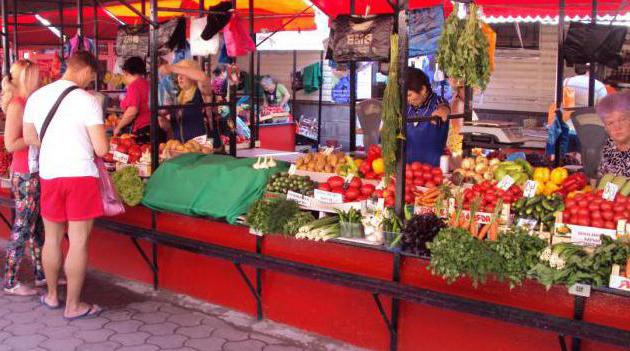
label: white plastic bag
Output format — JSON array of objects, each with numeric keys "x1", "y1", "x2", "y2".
[{"x1": 190, "y1": 17, "x2": 220, "y2": 56}]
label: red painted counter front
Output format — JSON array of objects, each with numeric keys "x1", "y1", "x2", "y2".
[{"x1": 0, "y1": 202, "x2": 628, "y2": 351}]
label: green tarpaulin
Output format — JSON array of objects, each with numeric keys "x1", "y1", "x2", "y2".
[{"x1": 142, "y1": 154, "x2": 288, "y2": 223}]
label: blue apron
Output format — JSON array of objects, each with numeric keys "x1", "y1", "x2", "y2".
[
  {"x1": 405, "y1": 94, "x2": 449, "y2": 166},
  {"x1": 172, "y1": 88, "x2": 207, "y2": 142}
]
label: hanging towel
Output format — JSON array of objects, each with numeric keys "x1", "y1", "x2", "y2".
[{"x1": 302, "y1": 62, "x2": 322, "y2": 94}]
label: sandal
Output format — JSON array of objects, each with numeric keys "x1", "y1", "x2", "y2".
[
  {"x1": 3, "y1": 283, "x2": 38, "y2": 296},
  {"x1": 64, "y1": 304, "x2": 103, "y2": 321},
  {"x1": 40, "y1": 295, "x2": 62, "y2": 310},
  {"x1": 35, "y1": 278, "x2": 67, "y2": 288}
]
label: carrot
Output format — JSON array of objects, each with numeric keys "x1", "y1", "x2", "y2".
[
  {"x1": 459, "y1": 215, "x2": 468, "y2": 229},
  {"x1": 488, "y1": 221, "x2": 499, "y2": 241},
  {"x1": 477, "y1": 223, "x2": 491, "y2": 240},
  {"x1": 626, "y1": 257, "x2": 630, "y2": 278},
  {"x1": 470, "y1": 222, "x2": 480, "y2": 238}
]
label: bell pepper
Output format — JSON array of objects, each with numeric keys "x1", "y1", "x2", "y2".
[
  {"x1": 550, "y1": 167, "x2": 569, "y2": 185},
  {"x1": 544, "y1": 181, "x2": 561, "y2": 196},
  {"x1": 535, "y1": 180, "x2": 545, "y2": 195},
  {"x1": 533, "y1": 167, "x2": 550, "y2": 183}
]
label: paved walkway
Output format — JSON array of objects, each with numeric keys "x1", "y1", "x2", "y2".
[{"x1": 0, "y1": 240, "x2": 366, "y2": 351}]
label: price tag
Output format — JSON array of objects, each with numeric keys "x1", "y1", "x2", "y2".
[
  {"x1": 192, "y1": 135, "x2": 208, "y2": 145},
  {"x1": 497, "y1": 175, "x2": 515, "y2": 191},
  {"x1": 314, "y1": 189, "x2": 344, "y2": 204},
  {"x1": 344, "y1": 173, "x2": 355, "y2": 184},
  {"x1": 616, "y1": 219, "x2": 627, "y2": 236},
  {"x1": 288, "y1": 164, "x2": 297, "y2": 175},
  {"x1": 377, "y1": 198, "x2": 385, "y2": 211},
  {"x1": 523, "y1": 180, "x2": 538, "y2": 198},
  {"x1": 568, "y1": 283, "x2": 591, "y2": 297},
  {"x1": 376, "y1": 178, "x2": 386, "y2": 190},
  {"x1": 323, "y1": 147, "x2": 334, "y2": 155},
  {"x1": 517, "y1": 218, "x2": 538, "y2": 230},
  {"x1": 286, "y1": 190, "x2": 312, "y2": 207},
  {"x1": 249, "y1": 227, "x2": 264, "y2": 236},
  {"x1": 113, "y1": 151, "x2": 129, "y2": 164},
  {"x1": 602, "y1": 183, "x2": 619, "y2": 201}
]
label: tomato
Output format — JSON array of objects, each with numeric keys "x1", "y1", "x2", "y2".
[
  {"x1": 405, "y1": 169, "x2": 414, "y2": 180},
  {"x1": 601, "y1": 211, "x2": 614, "y2": 220},
  {"x1": 591, "y1": 211, "x2": 602, "y2": 219},
  {"x1": 591, "y1": 219, "x2": 604, "y2": 228},
  {"x1": 327, "y1": 176, "x2": 345, "y2": 188},
  {"x1": 588, "y1": 203, "x2": 600, "y2": 212},
  {"x1": 412, "y1": 170, "x2": 423, "y2": 179},
  {"x1": 600, "y1": 202, "x2": 613, "y2": 211},
  {"x1": 577, "y1": 217, "x2": 590, "y2": 226},
  {"x1": 318, "y1": 183, "x2": 331, "y2": 191},
  {"x1": 604, "y1": 221, "x2": 616, "y2": 229},
  {"x1": 422, "y1": 172, "x2": 433, "y2": 181},
  {"x1": 349, "y1": 177, "x2": 362, "y2": 189},
  {"x1": 360, "y1": 184, "x2": 375, "y2": 196},
  {"x1": 413, "y1": 178, "x2": 424, "y2": 187},
  {"x1": 614, "y1": 214, "x2": 626, "y2": 222},
  {"x1": 569, "y1": 207, "x2": 579, "y2": 215},
  {"x1": 116, "y1": 144, "x2": 129, "y2": 154},
  {"x1": 404, "y1": 194, "x2": 413, "y2": 204},
  {"x1": 484, "y1": 194, "x2": 497, "y2": 203},
  {"x1": 463, "y1": 203, "x2": 471, "y2": 210},
  {"x1": 373, "y1": 190, "x2": 383, "y2": 198},
  {"x1": 431, "y1": 168, "x2": 443, "y2": 176},
  {"x1": 615, "y1": 196, "x2": 628, "y2": 205},
  {"x1": 331, "y1": 187, "x2": 344, "y2": 194},
  {"x1": 410, "y1": 162, "x2": 422, "y2": 171},
  {"x1": 345, "y1": 188, "x2": 360, "y2": 201},
  {"x1": 615, "y1": 205, "x2": 626, "y2": 214},
  {"x1": 484, "y1": 204, "x2": 494, "y2": 212},
  {"x1": 577, "y1": 208, "x2": 590, "y2": 217},
  {"x1": 502, "y1": 194, "x2": 513, "y2": 202},
  {"x1": 434, "y1": 174, "x2": 444, "y2": 184},
  {"x1": 577, "y1": 200, "x2": 589, "y2": 208},
  {"x1": 385, "y1": 195, "x2": 395, "y2": 208},
  {"x1": 425, "y1": 181, "x2": 437, "y2": 189},
  {"x1": 565, "y1": 199, "x2": 576, "y2": 208},
  {"x1": 420, "y1": 164, "x2": 431, "y2": 172}
]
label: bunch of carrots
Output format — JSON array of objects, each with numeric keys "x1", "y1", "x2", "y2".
[
  {"x1": 448, "y1": 194, "x2": 503, "y2": 241},
  {"x1": 416, "y1": 187, "x2": 441, "y2": 207}
]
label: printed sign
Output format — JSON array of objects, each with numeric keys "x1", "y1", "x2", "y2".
[
  {"x1": 523, "y1": 180, "x2": 538, "y2": 198},
  {"x1": 497, "y1": 175, "x2": 515, "y2": 191},
  {"x1": 113, "y1": 151, "x2": 129, "y2": 164},
  {"x1": 288, "y1": 164, "x2": 297, "y2": 175},
  {"x1": 517, "y1": 218, "x2": 538, "y2": 230},
  {"x1": 602, "y1": 183, "x2": 619, "y2": 201},
  {"x1": 564, "y1": 224, "x2": 617, "y2": 246},
  {"x1": 344, "y1": 173, "x2": 355, "y2": 183},
  {"x1": 314, "y1": 189, "x2": 344, "y2": 204},
  {"x1": 568, "y1": 283, "x2": 591, "y2": 297},
  {"x1": 286, "y1": 191, "x2": 312, "y2": 207}
]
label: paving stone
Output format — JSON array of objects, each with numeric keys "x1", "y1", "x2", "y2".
[
  {"x1": 212, "y1": 327, "x2": 249, "y2": 341},
  {"x1": 176, "y1": 325, "x2": 214, "y2": 338},
  {"x1": 74, "y1": 329, "x2": 115, "y2": 343},
  {"x1": 4, "y1": 310, "x2": 40, "y2": 324},
  {"x1": 250, "y1": 333, "x2": 284, "y2": 345},
  {"x1": 104, "y1": 320, "x2": 144, "y2": 333},
  {"x1": 40, "y1": 314, "x2": 70, "y2": 327},
  {"x1": 117, "y1": 346, "x2": 159, "y2": 351},
  {"x1": 0, "y1": 345, "x2": 10, "y2": 351},
  {"x1": 69, "y1": 317, "x2": 110, "y2": 331},
  {"x1": 263, "y1": 346, "x2": 305, "y2": 351},
  {"x1": 3, "y1": 321, "x2": 45, "y2": 335},
  {"x1": 39, "y1": 337, "x2": 84, "y2": 351},
  {"x1": 162, "y1": 348, "x2": 197, "y2": 351},
  {"x1": 0, "y1": 318, "x2": 11, "y2": 329},
  {"x1": 139, "y1": 321, "x2": 179, "y2": 336},
  {"x1": 3, "y1": 334, "x2": 47, "y2": 350},
  {"x1": 77, "y1": 341, "x2": 122, "y2": 351},
  {"x1": 184, "y1": 336, "x2": 226, "y2": 351},
  {"x1": 133, "y1": 311, "x2": 170, "y2": 324},
  {"x1": 127, "y1": 301, "x2": 164, "y2": 313},
  {"x1": 5, "y1": 301, "x2": 36, "y2": 313},
  {"x1": 224, "y1": 339, "x2": 266, "y2": 351},
  {"x1": 168, "y1": 312, "x2": 205, "y2": 327},
  {"x1": 146, "y1": 333, "x2": 188, "y2": 348},
  {"x1": 39, "y1": 325, "x2": 80, "y2": 339},
  {"x1": 0, "y1": 331, "x2": 10, "y2": 342},
  {"x1": 159, "y1": 304, "x2": 191, "y2": 315},
  {"x1": 100, "y1": 309, "x2": 133, "y2": 321},
  {"x1": 110, "y1": 331, "x2": 151, "y2": 346},
  {"x1": 200, "y1": 316, "x2": 229, "y2": 329}
]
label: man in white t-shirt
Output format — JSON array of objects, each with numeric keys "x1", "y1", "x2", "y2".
[
  {"x1": 23, "y1": 52, "x2": 109, "y2": 320},
  {"x1": 563, "y1": 64, "x2": 608, "y2": 107}
]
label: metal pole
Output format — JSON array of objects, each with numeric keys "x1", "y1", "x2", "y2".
[
  {"x1": 317, "y1": 51, "x2": 324, "y2": 147},
  {"x1": 554, "y1": 0, "x2": 566, "y2": 167},
  {"x1": 149, "y1": 0, "x2": 159, "y2": 171},
  {"x1": 588, "y1": 0, "x2": 597, "y2": 107},
  {"x1": 77, "y1": 0, "x2": 84, "y2": 39},
  {"x1": 349, "y1": 0, "x2": 356, "y2": 152},
  {"x1": 11, "y1": 0, "x2": 16, "y2": 61},
  {"x1": 59, "y1": 0, "x2": 65, "y2": 65},
  {"x1": 1, "y1": 0, "x2": 9, "y2": 74},
  {"x1": 229, "y1": 0, "x2": 237, "y2": 156},
  {"x1": 93, "y1": 0, "x2": 99, "y2": 90},
  {"x1": 141, "y1": 0, "x2": 146, "y2": 16},
  {"x1": 292, "y1": 50, "x2": 297, "y2": 117},
  {"x1": 249, "y1": 0, "x2": 256, "y2": 148},
  {"x1": 256, "y1": 51, "x2": 261, "y2": 142}
]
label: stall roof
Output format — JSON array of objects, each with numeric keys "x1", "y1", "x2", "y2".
[
  {"x1": 4, "y1": 0, "x2": 316, "y2": 48},
  {"x1": 311, "y1": 0, "x2": 629, "y2": 18}
]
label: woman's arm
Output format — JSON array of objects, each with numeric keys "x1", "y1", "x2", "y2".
[
  {"x1": 87, "y1": 124, "x2": 109, "y2": 157},
  {"x1": 4, "y1": 103, "x2": 28, "y2": 152},
  {"x1": 23, "y1": 123, "x2": 40, "y2": 147},
  {"x1": 114, "y1": 106, "x2": 138, "y2": 135},
  {"x1": 167, "y1": 64, "x2": 210, "y2": 84},
  {"x1": 433, "y1": 104, "x2": 451, "y2": 123},
  {"x1": 279, "y1": 85, "x2": 291, "y2": 107}
]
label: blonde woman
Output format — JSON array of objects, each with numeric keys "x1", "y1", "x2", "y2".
[{"x1": 1, "y1": 59, "x2": 45, "y2": 296}]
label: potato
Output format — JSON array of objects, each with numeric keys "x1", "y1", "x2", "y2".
[{"x1": 324, "y1": 165, "x2": 333, "y2": 173}]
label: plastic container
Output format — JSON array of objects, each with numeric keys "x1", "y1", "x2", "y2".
[
  {"x1": 340, "y1": 222, "x2": 364, "y2": 238},
  {"x1": 383, "y1": 231, "x2": 402, "y2": 249}
]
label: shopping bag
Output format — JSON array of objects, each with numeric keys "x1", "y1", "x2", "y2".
[
  {"x1": 95, "y1": 157, "x2": 125, "y2": 217},
  {"x1": 115, "y1": 17, "x2": 184, "y2": 58},
  {"x1": 222, "y1": 15, "x2": 255, "y2": 57},
  {"x1": 190, "y1": 17, "x2": 220, "y2": 56},
  {"x1": 330, "y1": 15, "x2": 394, "y2": 62}
]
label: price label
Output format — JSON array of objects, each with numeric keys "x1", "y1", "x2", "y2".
[
  {"x1": 110, "y1": 143, "x2": 118, "y2": 152},
  {"x1": 323, "y1": 147, "x2": 334, "y2": 155},
  {"x1": 377, "y1": 198, "x2": 385, "y2": 211},
  {"x1": 113, "y1": 151, "x2": 129, "y2": 164},
  {"x1": 602, "y1": 183, "x2": 619, "y2": 201},
  {"x1": 517, "y1": 218, "x2": 538, "y2": 230},
  {"x1": 192, "y1": 135, "x2": 208, "y2": 145},
  {"x1": 288, "y1": 164, "x2": 297, "y2": 175},
  {"x1": 314, "y1": 189, "x2": 344, "y2": 204},
  {"x1": 523, "y1": 180, "x2": 538, "y2": 198},
  {"x1": 376, "y1": 178, "x2": 386, "y2": 190},
  {"x1": 497, "y1": 175, "x2": 515, "y2": 191},
  {"x1": 286, "y1": 191, "x2": 312, "y2": 207},
  {"x1": 568, "y1": 283, "x2": 591, "y2": 297},
  {"x1": 249, "y1": 227, "x2": 264, "y2": 236},
  {"x1": 344, "y1": 173, "x2": 355, "y2": 183}
]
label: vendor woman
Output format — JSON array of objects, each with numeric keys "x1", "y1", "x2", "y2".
[
  {"x1": 405, "y1": 68, "x2": 450, "y2": 166},
  {"x1": 260, "y1": 76, "x2": 290, "y2": 112},
  {"x1": 116, "y1": 56, "x2": 150, "y2": 143},
  {"x1": 159, "y1": 59, "x2": 209, "y2": 142},
  {"x1": 596, "y1": 91, "x2": 630, "y2": 177}
]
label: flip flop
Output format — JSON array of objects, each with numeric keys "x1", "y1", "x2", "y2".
[
  {"x1": 40, "y1": 295, "x2": 62, "y2": 310},
  {"x1": 63, "y1": 305, "x2": 103, "y2": 321}
]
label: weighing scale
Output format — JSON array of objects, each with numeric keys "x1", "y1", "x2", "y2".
[{"x1": 460, "y1": 120, "x2": 530, "y2": 153}]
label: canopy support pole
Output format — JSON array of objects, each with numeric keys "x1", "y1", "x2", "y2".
[
  {"x1": 11, "y1": 0, "x2": 16, "y2": 61},
  {"x1": 1, "y1": 0, "x2": 9, "y2": 74},
  {"x1": 292, "y1": 50, "x2": 297, "y2": 117},
  {"x1": 228, "y1": 0, "x2": 237, "y2": 157},
  {"x1": 93, "y1": 0, "x2": 99, "y2": 90},
  {"x1": 349, "y1": 0, "x2": 357, "y2": 152},
  {"x1": 149, "y1": 0, "x2": 159, "y2": 171},
  {"x1": 554, "y1": 0, "x2": 566, "y2": 168},
  {"x1": 59, "y1": 0, "x2": 65, "y2": 64},
  {"x1": 249, "y1": 0, "x2": 256, "y2": 148},
  {"x1": 77, "y1": 0, "x2": 83, "y2": 39},
  {"x1": 256, "y1": 51, "x2": 261, "y2": 142},
  {"x1": 317, "y1": 51, "x2": 324, "y2": 147},
  {"x1": 588, "y1": 0, "x2": 597, "y2": 107}
]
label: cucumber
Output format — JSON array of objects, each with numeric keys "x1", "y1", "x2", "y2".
[
  {"x1": 612, "y1": 176, "x2": 628, "y2": 189},
  {"x1": 621, "y1": 182, "x2": 630, "y2": 197},
  {"x1": 525, "y1": 196, "x2": 542, "y2": 207},
  {"x1": 542, "y1": 200, "x2": 556, "y2": 212},
  {"x1": 598, "y1": 174, "x2": 615, "y2": 190}
]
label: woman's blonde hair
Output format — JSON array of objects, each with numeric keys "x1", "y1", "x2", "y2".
[{"x1": 1, "y1": 59, "x2": 39, "y2": 112}]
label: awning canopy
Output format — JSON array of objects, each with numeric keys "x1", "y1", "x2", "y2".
[
  {"x1": 311, "y1": 0, "x2": 629, "y2": 18},
  {"x1": 4, "y1": 0, "x2": 316, "y2": 48}
]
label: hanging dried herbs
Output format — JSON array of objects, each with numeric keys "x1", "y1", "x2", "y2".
[
  {"x1": 380, "y1": 34, "x2": 402, "y2": 180},
  {"x1": 437, "y1": 4, "x2": 491, "y2": 90}
]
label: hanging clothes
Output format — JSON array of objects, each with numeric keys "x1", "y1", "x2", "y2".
[
  {"x1": 331, "y1": 76, "x2": 350, "y2": 104},
  {"x1": 201, "y1": 1, "x2": 233, "y2": 40},
  {"x1": 408, "y1": 6, "x2": 444, "y2": 58},
  {"x1": 302, "y1": 62, "x2": 322, "y2": 93}
]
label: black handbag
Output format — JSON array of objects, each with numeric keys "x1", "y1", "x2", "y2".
[
  {"x1": 564, "y1": 22, "x2": 628, "y2": 69},
  {"x1": 115, "y1": 17, "x2": 185, "y2": 58},
  {"x1": 330, "y1": 15, "x2": 394, "y2": 62}
]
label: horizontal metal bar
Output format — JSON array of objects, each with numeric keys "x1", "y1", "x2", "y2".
[
  {"x1": 158, "y1": 102, "x2": 229, "y2": 110},
  {"x1": 113, "y1": 0, "x2": 156, "y2": 27},
  {"x1": 94, "y1": 218, "x2": 630, "y2": 348},
  {"x1": 6, "y1": 22, "x2": 80, "y2": 28}
]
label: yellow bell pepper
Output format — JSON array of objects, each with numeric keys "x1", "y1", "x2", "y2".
[
  {"x1": 533, "y1": 167, "x2": 550, "y2": 183},
  {"x1": 534, "y1": 180, "x2": 545, "y2": 195},
  {"x1": 550, "y1": 167, "x2": 569, "y2": 185},
  {"x1": 544, "y1": 181, "x2": 561, "y2": 196}
]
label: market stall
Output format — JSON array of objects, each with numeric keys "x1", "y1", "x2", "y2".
[{"x1": 0, "y1": 1, "x2": 629, "y2": 351}]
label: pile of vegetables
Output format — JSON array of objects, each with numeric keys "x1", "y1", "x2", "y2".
[
  {"x1": 266, "y1": 172, "x2": 315, "y2": 196},
  {"x1": 452, "y1": 155, "x2": 500, "y2": 185},
  {"x1": 338, "y1": 208, "x2": 364, "y2": 238},
  {"x1": 295, "y1": 216, "x2": 340, "y2": 241},
  {"x1": 318, "y1": 176, "x2": 376, "y2": 202},
  {"x1": 401, "y1": 213, "x2": 446, "y2": 256},
  {"x1": 512, "y1": 194, "x2": 564, "y2": 231},
  {"x1": 598, "y1": 173, "x2": 630, "y2": 196},
  {"x1": 380, "y1": 34, "x2": 402, "y2": 180},
  {"x1": 463, "y1": 180, "x2": 522, "y2": 211},
  {"x1": 563, "y1": 191, "x2": 630, "y2": 229},
  {"x1": 247, "y1": 198, "x2": 312, "y2": 235},
  {"x1": 437, "y1": 3, "x2": 491, "y2": 90},
  {"x1": 112, "y1": 166, "x2": 145, "y2": 206}
]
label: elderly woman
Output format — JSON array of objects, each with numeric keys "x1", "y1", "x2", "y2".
[
  {"x1": 596, "y1": 91, "x2": 630, "y2": 177},
  {"x1": 260, "y1": 76, "x2": 290, "y2": 112}
]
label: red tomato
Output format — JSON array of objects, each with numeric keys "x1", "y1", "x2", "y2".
[
  {"x1": 318, "y1": 183, "x2": 331, "y2": 191},
  {"x1": 577, "y1": 208, "x2": 590, "y2": 217},
  {"x1": 431, "y1": 168, "x2": 443, "y2": 176},
  {"x1": 349, "y1": 177, "x2": 362, "y2": 189},
  {"x1": 434, "y1": 174, "x2": 444, "y2": 184},
  {"x1": 601, "y1": 211, "x2": 614, "y2": 221},
  {"x1": 413, "y1": 178, "x2": 423, "y2": 187},
  {"x1": 422, "y1": 172, "x2": 433, "y2": 181},
  {"x1": 502, "y1": 194, "x2": 513, "y2": 203},
  {"x1": 420, "y1": 164, "x2": 431, "y2": 172},
  {"x1": 569, "y1": 207, "x2": 579, "y2": 215},
  {"x1": 604, "y1": 221, "x2": 616, "y2": 229},
  {"x1": 385, "y1": 196, "x2": 395, "y2": 208},
  {"x1": 615, "y1": 205, "x2": 626, "y2": 214},
  {"x1": 614, "y1": 214, "x2": 626, "y2": 222},
  {"x1": 360, "y1": 184, "x2": 375, "y2": 196},
  {"x1": 345, "y1": 188, "x2": 360, "y2": 202},
  {"x1": 405, "y1": 169, "x2": 414, "y2": 180},
  {"x1": 412, "y1": 170, "x2": 423, "y2": 179},
  {"x1": 331, "y1": 187, "x2": 344, "y2": 194},
  {"x1": 565, "y1": 199, "x2": 576, "y2": 208},
  {"x1": 404, "y1": 194, "x2": 413, "y2": 204},
  {"x1": 591, "y1": 219, "x2": 604, "y2": 228},
  {"x1": 327, "y1": 176, "x2": 345, "y2": 188},
  {"x1": 425, "y1": 181, "x2": 437, "y2": 188},
  {"x1": 577, "y1": 200, "x2": 589, "y2": 208},
  {"x1": 600, "y1": 202, "x2": 613, "y2": 211},
  {"x1": 577, "y1": 217, "x2": 590, "y2": 226},
  {"x1": 615, "y1": 196, "x2": 628, "y2": 205},
  {"x1": 374, "y1": 190, "x2": 384, "y2": 198},
  {"x1": 410, "y1": 162, "x2": 422, "y2": 171},
  {"x1": 588, "y1": 203, "x2": 600, "y2": 212},
  {"x1": 591, "y1": 211, "x2": 602, "y2": 219}
]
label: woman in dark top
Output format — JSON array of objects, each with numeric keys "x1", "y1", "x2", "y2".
[
  {"x1": 159, "y1": 59, "x2": 208, "y2": 142},
  {"x1": 405, "y1": 67, "x2": 450, "y2": 166}
]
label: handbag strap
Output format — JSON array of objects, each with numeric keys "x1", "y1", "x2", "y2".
[{"x1": 39, "y1": 86, "x2": 79, "y2": 143}]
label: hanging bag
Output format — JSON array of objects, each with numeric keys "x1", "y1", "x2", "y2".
[
  {"x1": 115, "y1": 17, "x2": 185, "y2": 59},
  {"x1": 190, "y1": 17, "x2": 220, "y2": 56},
  {"x1": 222, "y1": 14, "x2": 255, "y2": 57},
  {"x1": 330, "y1": 15, "x2": 394, "y2": 62},
  {"x1": 39, "y1": 86, "x2": 125, "y2": 217}
]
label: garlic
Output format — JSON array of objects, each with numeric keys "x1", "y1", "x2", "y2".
[
  {"x1": 253, "y1": 157, "x2": 262, "y2": 169},
  {"x1": 267, "y1": 157, "x2": 276, "y2": 168}
]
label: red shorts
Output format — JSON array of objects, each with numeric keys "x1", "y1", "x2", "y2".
[{"x1": 40, "y1": 177, "x2": 104, "y2": 222}]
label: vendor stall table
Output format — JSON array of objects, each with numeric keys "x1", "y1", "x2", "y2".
[{"x1": 259, "y1": 122, "x2": 298, "y2": 152}]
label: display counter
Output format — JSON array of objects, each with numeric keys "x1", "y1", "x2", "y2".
[
  {"x1": 0, "y1": 192, "x2": 627, "y2": 351},
  {"x1": 258, "y1": 122, "x2": 296, "y2": 152}
]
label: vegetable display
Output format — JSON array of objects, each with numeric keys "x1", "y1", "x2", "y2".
[
  {"x1": 401, "y1": 213, "x2": 446, "y2": 256},
  {"x1": 513, "y1": 194, "x2": 564, "y2": 231},
  {"x1": 452, "y1": 155, "x2": 500, "y2": 185},
  {"x1": 380, "y1": 34, "x2": 402, "y2": 180},
  {"x1": 112, "y1": 166, "x2": 145, "y2": 206},
  {"x1": 318, "y1": 176, "x2": 375, "y2": 202},
  {"x1": 295, "y1": 150, "x2": 349, "y2": 174},
  {"x1": 296, "y1": 216, "x2": 340, "y2": 241},
  {"x1": 598, "y1": 173, "x2": 630, "y2": 196},
  {"x1": 463, "y1": 180, "x2": 522, "y2": 211},
  {"x1": 247, "y1": 198, "x2": 301, "y2": 235},
  {"x1": 266, "y1": 172, "x2": 315, "y2": 196},
  {"x1": 563, "y1": 191, "x2": 630, "y2": 229}
]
